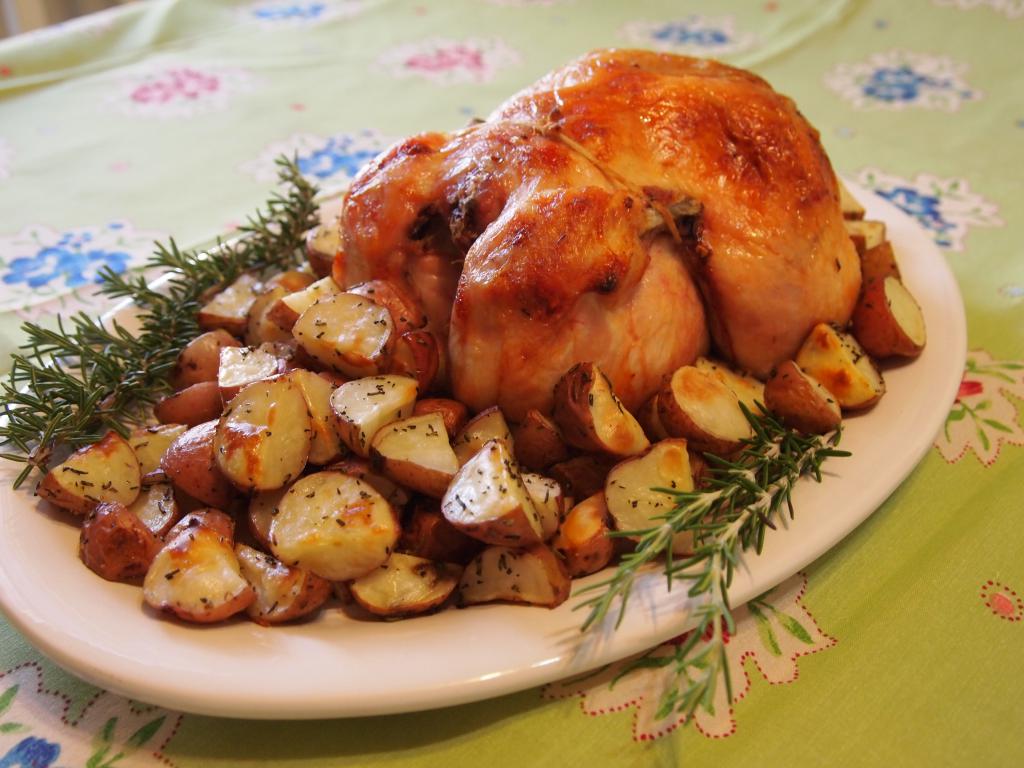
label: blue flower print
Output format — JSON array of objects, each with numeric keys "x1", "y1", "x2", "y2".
[
  {"x1": 876, "y1": 185, "x2": 956, "y2": 247},
  {"x1": 3, "y1": 230, "x2": 132, "y2": 290},
  {"x1": 862, "y1": 66, "x2": 948, "y2": 103},
  {"x1": 297, "y1": 137, "x2": 379, "y2": 181},
  {"x1": 650, "y1": 21, "x2": 730, "y2": 48},
  {"x1": 251, "y1": 3, "x2": 327, "y2": 21},
  {"x1": 0, "y1": 736, "x2": 60, "y2": 768}
]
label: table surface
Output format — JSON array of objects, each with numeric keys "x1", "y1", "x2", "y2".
[{"x1": 0, "y1": 1, "x2": 1021, "y2": 766}]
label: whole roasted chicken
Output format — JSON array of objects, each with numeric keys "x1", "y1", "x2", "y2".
[{"x1": 336, "y1": 50, "x2": 861, "y2": 420}]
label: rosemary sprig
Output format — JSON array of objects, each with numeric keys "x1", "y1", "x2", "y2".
[
  {"x1": 577, "y1": 407, "x2": 848, "y2": 720},
  {"x1": 0, "y1": 156, "x2": 319, "y2": 488}
]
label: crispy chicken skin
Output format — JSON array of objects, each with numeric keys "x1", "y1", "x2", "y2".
[{"x1": 338, "y1": 49, "x2": 860, "y2": 419}]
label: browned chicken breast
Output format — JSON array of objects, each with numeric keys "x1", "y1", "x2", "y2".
[{"x1": 337, "y1": 49, "x2": 860, "y2": 420}]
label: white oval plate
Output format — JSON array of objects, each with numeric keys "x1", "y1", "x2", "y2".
[{"x1": 0, "y1": 183, "x2": 966, "y2": 719}]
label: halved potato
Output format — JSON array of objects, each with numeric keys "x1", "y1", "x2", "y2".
[
  {"x1": 441, "y1": 439, "x2": 543, "y2": 546},
  {"x1": 172, "y1": 329, "x2": 240, "y2": 389},
  {"x1": 79, "y1": 501, "x2": 162, "y2": 582},
  {"x1": 635, "y1": 397, "x2": 669, "y2": 442},
  {"x1": 548, "y1": 454, "x2": 616, "y2": 501},
  {"x1": 38, "y1": 432, "x2": 141, "y2": 515},
  {"x1": 851, "y1": 276, "x2": 926, "y2": 359},
  {"x1": 128, "y1": 482, "x2": 181, "y2": 538},
  {"x1": 269, "y1": 471, "x2": 400, "y2": 582},
  {"x1": 348, "y1": 280, "x2": 429, "y2": 334},
  {"x1": 217, "y1": 345, "x2": 284, "y2": 403},
  {"x1": 390, "y1": 330, "x2": 440, "y2": 393},
  {"x1": 350, "y1": 552, "x2": 460, "y2": 618},
  {"x1": 283, "y1": 368, "x2": 345, "y2": 465},
  {"x1": 306, "y1": 221, "x2": 340, "y2": 278},
  {"x1": 247, "y1": 487, "x2": 287, "y2": 550},
  {"x1": 604, "y1": 439, "x2": 694, "y2": 551},
  {"x1": 521, "y1": 473, "x2": 566, "y2": 541},
  {"x1": 153, "y1": 381, "x2": 224, "y2": 427},
  {"x1": 266, "y1": 276, "x2": 342, "y2": 332},
  {"x1": 764, "y1": 360, "x2": 842, "y2": 435},
  {"x1": 694, "y1": 356, "x2": 766, "y2": 413},
  {"x1": 129, "y1": 424, "x2": 187, "y2": 476},
  {"x1": 325, "y1": 457, "x2": 411, "y2": 510},
  {"x1": 160, "y1": 420, "x2": 236, "y2": 509},
  {"x1": 330, "y1": 374, "x2": 418, "y2": 457},
  {"x1": 292, "y1": 293, "x2": 395, "y2": 377},
  {"x1": 860, "y1": 240, "x2": 901, "y2": 284},
  {"x1": 552, "y1": 362, "x2": 649, "y2": 457},
  {"x1": 552, "y1": 492, "x2": 614, "y2": 577},
  {"x1": 397, "y1": 499, "x2": 481, "y2": 564},
  {"x1": 197, "y1": 273, "x2": 260, "y2": 336},
  {"x1": 511, "y1": 409, "x2": 569, "y2": 471},
  {"x1": 839, "y1": 180, "x2": 865, "y2": 220},
  {"x1": 235, "y1": 544, "x2": 332, "y2": 625},
  {"x1": 214, "y1": 378, "x2": 312, "y2": 491},
  {"x1": 795, "y1": 323, "x2": 886, "y2": 410},
  {"x1": 657, "y1": 366, "x2": 753, "y2": 455},
  {"x1": 845, "y1": 219, "x2": 886, "y2": 255},
  {"x1": 458, "y1": 544, "x2": 570, "y2": 608},
  {"x1": 453, "y1": 405, "x2": 514, "y2": 466},
  {"x1": 413, "y1": 398, "x2": 469, "y2": 438},
  {"x1": 369, "y1": 412, "x2": 459, "y2": 498},
  {"x1": 143, "y1": 510, "x2": 255, "y2": 623}
]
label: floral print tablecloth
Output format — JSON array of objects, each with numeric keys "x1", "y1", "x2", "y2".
[{"x1": 0, "y1": 1, "x2": 1021, "y2": 766}]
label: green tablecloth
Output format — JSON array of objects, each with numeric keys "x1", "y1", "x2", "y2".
[{"x1": 0, "y1": 1, "x2": 1021, "y2": 765}]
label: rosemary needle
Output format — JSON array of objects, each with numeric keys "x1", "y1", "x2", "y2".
[{"x1": 0, "y1": 156, "x2": 319, "y2": 488}]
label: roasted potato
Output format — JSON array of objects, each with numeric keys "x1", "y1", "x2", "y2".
[
  {"x1": 197, "y1": 273, "x2": 259, "y2": 336},
  {"x1": 657, "y1": 365, "x2": 753, "y2": 455},
  {"x1": 128, "y1": 482, "x2": 181, "y2": 538},
  {"x1": 172, "y1": 329, "x2": 240, "y2": 389},
  {"x1": 453, "y1": 405, "x2": 514, "y2": 466},
  {"x1": 284, "y1": 368, "x2": 345, "y2": 465},
  {"x1": 325, "y1": 456, "x2": 411, "y2": 510},
  {"x1": 153, "y1": 381, "x2": 224, "y2": 427},
  {"x1": 217, "y1": 345, "x2": 286, "y2": 403},
  {"x1": 266, "y1": 276, "x2": 341, "y2": 332},
  {"x1": 604, "y1": 439, "x2": 694, "y2": 551},
  {"x1": 397, "y1": 498, "x2": 481, "y2": 564},
  {"x1": 851, "y1": 276, "x2": 926, "y2": 359},
  {"x1": 839, "y1": 180, "x2": 865, "y2": 220},
  {"x1": 306, "y1": 221, "x2": 340, "y2": 278},
  {"x1": 413, "y1": 398, "x2": 469, "y2": 438},
  {"x1": 79, "y1": 501, "x2": 162, "y2": 582},
  {"x1": 764, "y1": 360, "x2": 842, "y2": 435},
  {"x1": 129, "y1": 424, "x2": 187, "y2": 476},
  {"x1": 390, "y1": 330, "x2": 441, "y2": 393},
  {"x1": 350, "y1": 552, "x2": 460, "y2": 618},
  {"x1": 269, "y1": 471, "x2": 400, "y2": 582},
  {"x1": 548, "y1": 454, "x2": 617, "y2": 501},
  {"x1": 143, "y1": 509, "x2": 255, "y2": 623},
  {"x1": 247, "y1": 487, "x2": 287, "y2": 550},
  {"x1": 845, "y1": 219, "x2": 886, "y2": 255},
  {"x1": 214, "y1": 378, "x2": 312, "y2": 491},
  {"x1": 160, "y1": 420, "x2": 237, "y2": 509},
  {"x1": 458, "y1": 544, "x2": 571, "y2": 609},
  {"x1": 235, "y1": 544, "x2": 332, "y2": 625},
  {"x1": 860, "y1": 240, "x2": 901, "y2": 284},
  {"x1": 551, "y1": 492, "x2": 614, "y2": 577},
  {"x1": 441, "y1": 439, "x2": 544, "y2": 546},
  {"x1": 552, "y1": 362, "x2": 650, "y2": 457},
  {"x1": 521, "y1": 473, "x2": 567, "y2": 541},
  {"x1": 694, "y1": 356, "x2": 766, "y2": 413},
  {"x1": 635, "y1": 396, "x2": 669, "y2": 442},
  {"x1": 369, "y1": 412, "x2": 459, "y2": 498},
  {"x1": 348, "y1": 280, "x2": 429, "y2": 334},
  {"x1": 330, "y1": 374, "x2": 419, "y2": 457},
  {"x1": 511, "y1": 409, "x2": 570, "y2": 471},
  {"x1": 292, "y1": 293, "x2": 395, "y2": 377},
  {"x1": 38, "y1": 432, "x2": 141, "y2": 515},
  {"x1": 795, "y1": 323, "x2": 886, "y2": 410}
]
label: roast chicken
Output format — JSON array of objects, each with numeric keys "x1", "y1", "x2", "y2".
[{"x1": 336, "y1": 49, "x2": 861, "y2": 421}]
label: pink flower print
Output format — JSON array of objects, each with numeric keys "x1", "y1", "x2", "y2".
[
  {"x1": 130, "y1": 68, "x2": 220, "y2": 104},
  {"x1": 405, "y1": 45, "x2": 485, "y2": 74},
  {"x1": 956, "y1": 378, "x2": 983, "y2": 400},
  {"x1": 980, "y1": 581, "x2": 1023, "y2": 622}
]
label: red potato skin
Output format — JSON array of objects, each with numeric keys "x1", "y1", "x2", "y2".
[
  {"x1": 160, "y1": 421, "x2": 237, "y2": 509},
  {"x1": 412, "y1": 398, "x2": 469, "y2": 438},
  {"x1": 764, "y1": 360, "x2": 842, "y2": 435},
  {"x1": 79, "y1": 502, "x2": 162, "y2": 582},
  {"x1": 347, "y1": 280, "x2": 429, "y2": 334},
  {"x1": 392, "y1": 330, "x2": 441, "y2": 393},
  {"x1": 851, "y1": 277, "x2": 925, "y2": 359},
  {"x1": 511, "y1": 409, "x2": 570, "y2": 471},
  {"x1": 172, "y1": 330, "x2": 241, "y2": 390},
  {"x1": 154, "y1": 381, "x2": 224, "y2": 427},
  {"x1": 399, "y1": 499, "x2": 482, "y2": 564},
  {"x1": 859, "y1": 241, "x2": 901, "y2": 285}
]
